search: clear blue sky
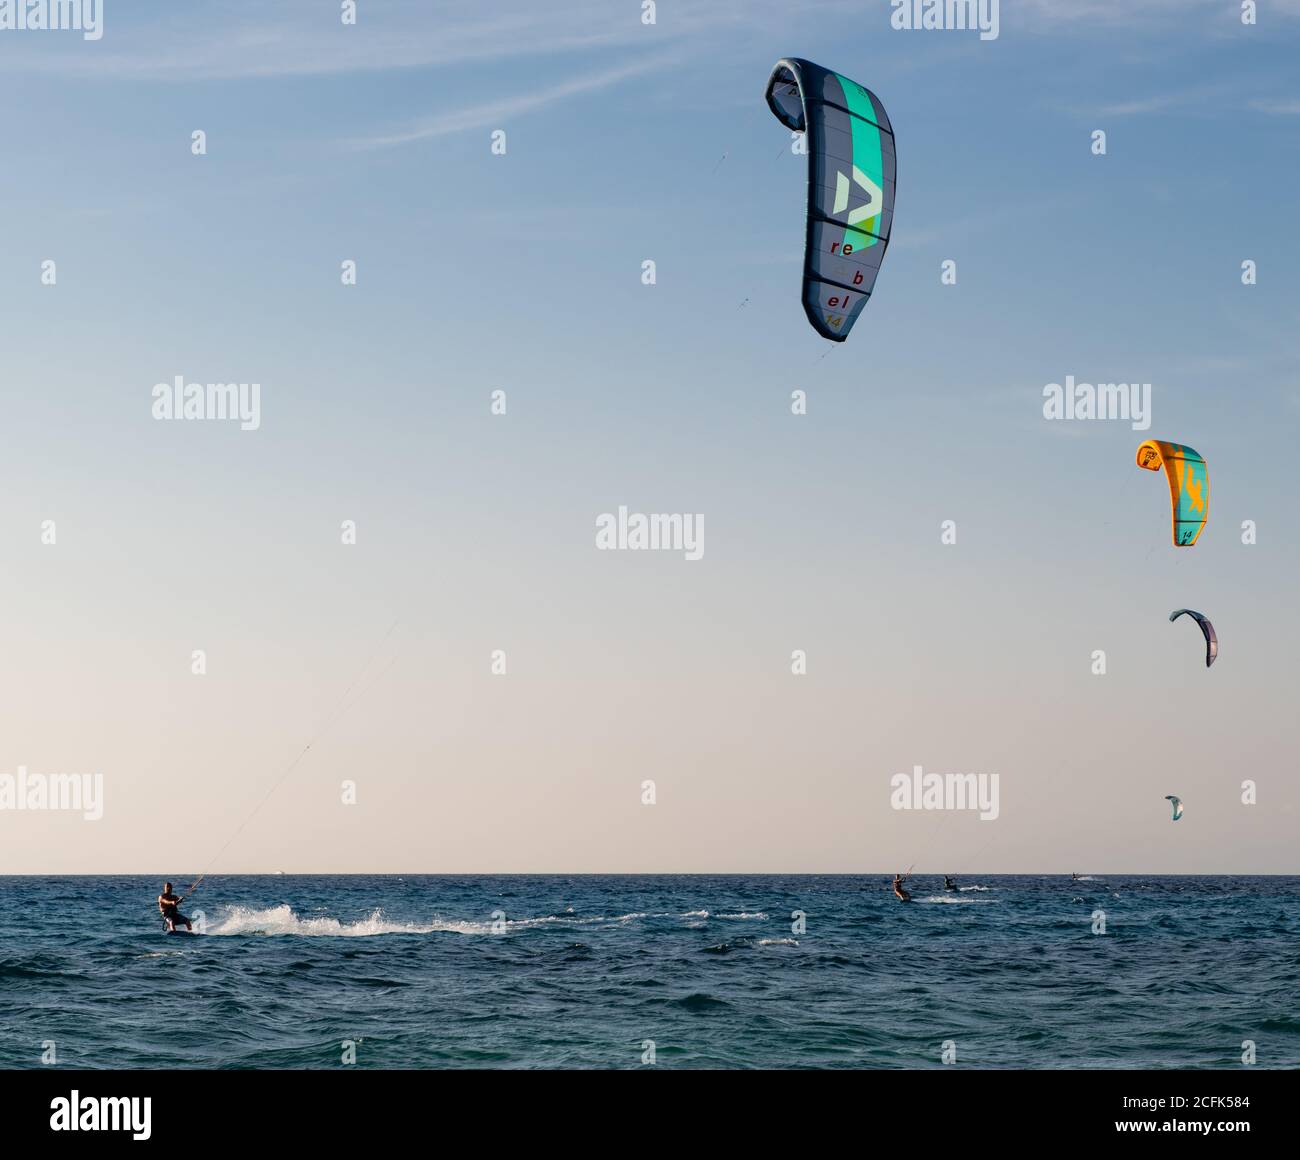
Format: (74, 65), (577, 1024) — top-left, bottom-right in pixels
(1, 1), (1297, 873)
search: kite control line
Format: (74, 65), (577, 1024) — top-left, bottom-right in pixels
(181, 618), (402, 899)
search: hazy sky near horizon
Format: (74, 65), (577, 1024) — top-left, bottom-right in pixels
(1, 1), (1298, 875)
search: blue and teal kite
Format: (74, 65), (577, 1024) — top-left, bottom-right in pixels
(765, 58), (897, 342)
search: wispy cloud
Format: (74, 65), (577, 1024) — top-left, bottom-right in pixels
(353, 55), (669, 149)
(1063, 82), (1257, 121)
(2, 1), (738, 81)
(1250, 98), (1300, 115)
(7, 0), (1298, 83)
(887, 193), (1089, 250)
(1073, 78), (1247, 118)
(1096, 93), (1194, 117)
(1011, 0), (1300, 48)
(1017, 0), (1295, 27)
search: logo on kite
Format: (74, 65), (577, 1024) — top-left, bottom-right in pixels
(833, 167), (884, 227)
(764, 58), (896, 343)
(1164, 795), (1184, 822)
(1135, 440), (1208, 546)
(1169, 609), (1217, 668)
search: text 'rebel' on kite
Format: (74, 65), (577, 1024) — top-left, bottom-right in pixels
(765, 58), (896, 342)
(1135, 440), (1208, 546)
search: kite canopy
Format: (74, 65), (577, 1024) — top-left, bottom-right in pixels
(765, 58), (896, 342)
(1169, 608), (1218, 668)
(1164, 795), (1184, 821)
(1136, 440), (1208, 546)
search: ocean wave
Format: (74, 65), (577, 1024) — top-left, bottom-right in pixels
(703, 938), (753, 954)
(673, 992), (729, 1012)
(0, 956), (84, 980)
(5, 875), (1297, 1069)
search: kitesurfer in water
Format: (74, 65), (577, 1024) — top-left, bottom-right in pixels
(158, 882), (192, 931)
(892, 873), (911, 902)
(943, 875), (957, 891)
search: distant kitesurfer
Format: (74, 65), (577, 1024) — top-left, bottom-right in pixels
(158, 882), (192, 931)
(943, 875), (957, 891)
(892, 873), (911, 903)
(1071, 872), (1080, 881)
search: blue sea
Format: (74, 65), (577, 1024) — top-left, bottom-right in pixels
(1, 875), (1296, 1069)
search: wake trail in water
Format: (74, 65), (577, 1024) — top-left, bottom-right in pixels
(918, 895), (1000, 904)
(206, 905), (719, 938)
